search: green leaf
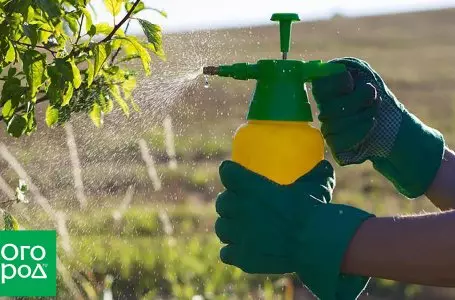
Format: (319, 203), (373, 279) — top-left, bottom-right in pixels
(8, 68), (16, 77)
(95, 23), (115, 35)
(88, 25), (96, 37)
(98, 93), (113, 113)
(122, 75), (136, 99)
(22, 50), (45, 98)
(89, 103), (102, 127)
(117, 36), (151, 75)
(103, 0), (123, 17)
(69, 59), (81, 89)
(1, 103), (12, 120)
(38, 22), (53, 43)
(146, 7), (167, 18)
(46, 83), (62, 105)
(1, 77), (24, 102)
(26, 6), (35, 22)
(94, 43), (111, 76)
(109, 84), (129, 116)
(7, 115), (27, 137)
(45, 105), (59, 126)
(86, 59), (94, 87)
(64, 14), (79, 34)
(2, 98), (18, 120)
(22, 23), (39, 46)
(55, 59), (73, 82)
(35, 0), (62, 18)
(131, 99), (140, 112)
(5, 41), (15, 63)
(4, 213), (20, 231)
(81, 7), (93, 32)
(94, 23), (125, 38)
(137, 19), (164, 60)
(25, 110), (36, 134)
(62, 82), (74, 106)
(125, 0), (144, 14)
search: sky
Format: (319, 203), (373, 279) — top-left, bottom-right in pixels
(90, 0), (455, 33)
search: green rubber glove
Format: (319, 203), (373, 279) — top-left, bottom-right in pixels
(215, 160), (374, 300)
(312, 57), (445, 198)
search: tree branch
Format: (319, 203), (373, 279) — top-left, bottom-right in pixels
(100, 0), (141, 43)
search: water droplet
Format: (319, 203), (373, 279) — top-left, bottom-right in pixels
(204, 75), (209, 88)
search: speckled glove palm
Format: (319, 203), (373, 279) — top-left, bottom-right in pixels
(215, 160), (374, 300)
(312, 57), (445, 198)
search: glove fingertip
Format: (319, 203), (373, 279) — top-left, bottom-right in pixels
(220, 244), (237, 265)
(219, 160), (243, 189)
(219, 160), (234, 176)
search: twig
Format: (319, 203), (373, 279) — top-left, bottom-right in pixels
(109, 20), (132, 65)
(76, 16), (84, 45)
(100, 0), (141, 43)
(12, 40), (57, 55)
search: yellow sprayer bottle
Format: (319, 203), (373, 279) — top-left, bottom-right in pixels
(203, 13), (345, 184)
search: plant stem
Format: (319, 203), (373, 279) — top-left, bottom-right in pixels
(12, 40), (57, 55)
(69, 15), (85, 57)
(100, 0), (141, 43)
(110, 20), (131, 65)
(75, 15), (84, 46)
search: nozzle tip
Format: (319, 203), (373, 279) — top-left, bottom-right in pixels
(203, 66), (219, 75)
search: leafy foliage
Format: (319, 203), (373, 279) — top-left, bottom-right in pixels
(0, 0), (166, 137)
(4, 212), (19, 230)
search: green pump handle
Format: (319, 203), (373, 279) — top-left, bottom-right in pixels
(270, 13), (300, 59)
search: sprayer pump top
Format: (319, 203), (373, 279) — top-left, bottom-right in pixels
(270, 13), (300, 59)
(202, 12), (347, 122)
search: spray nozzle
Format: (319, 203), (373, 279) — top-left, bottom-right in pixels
(202, 66), (219, 75)
(203, 63), (258, 80)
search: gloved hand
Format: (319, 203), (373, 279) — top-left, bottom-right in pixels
(312, 57), (445, 198)
(215, 160), (374, 300)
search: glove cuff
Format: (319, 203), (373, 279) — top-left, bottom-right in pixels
(372, 110), (445, 198)
(297, 204), (374, 300)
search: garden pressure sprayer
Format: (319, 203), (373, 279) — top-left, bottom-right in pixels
(203, 13), (345, 184)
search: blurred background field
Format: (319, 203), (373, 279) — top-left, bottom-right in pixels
(3, 7), (455, 300)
